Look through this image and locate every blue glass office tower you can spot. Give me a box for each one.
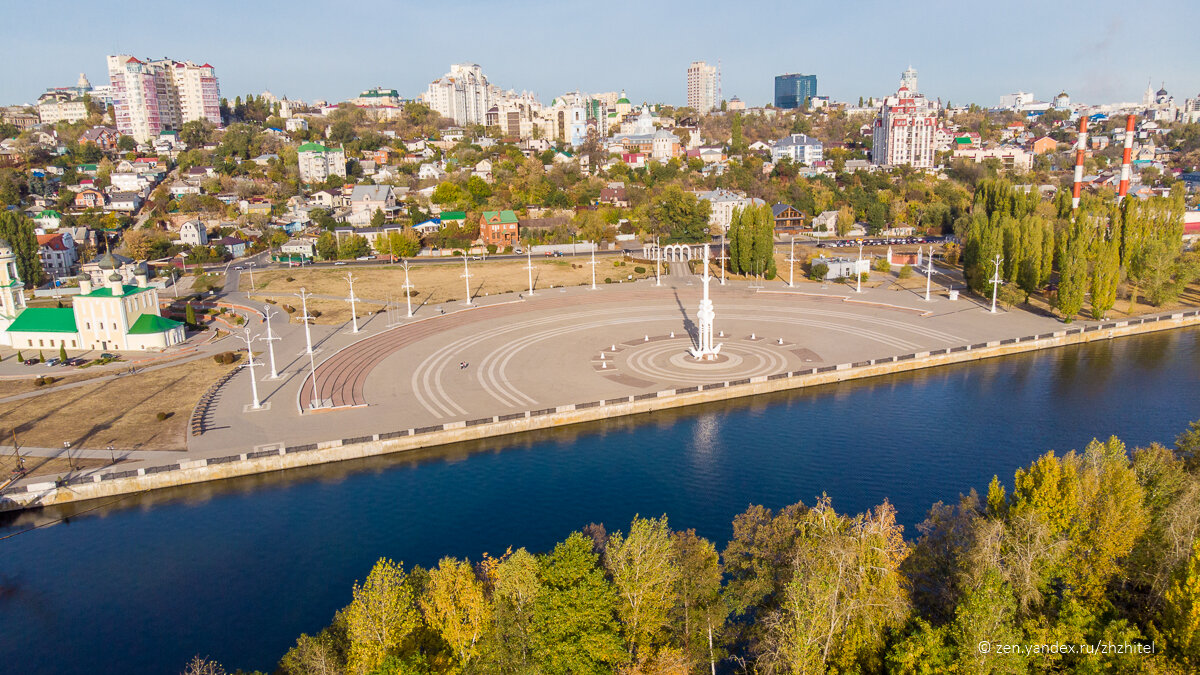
[774,73,818,109]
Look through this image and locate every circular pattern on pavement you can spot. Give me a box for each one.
[620,339,788,385]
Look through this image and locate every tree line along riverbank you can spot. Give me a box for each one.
[183,421,1200,675]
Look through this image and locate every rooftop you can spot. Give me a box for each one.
[6,307,77,333]
[127,313,183,335]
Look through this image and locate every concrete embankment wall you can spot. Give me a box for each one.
[5,310,1199,512]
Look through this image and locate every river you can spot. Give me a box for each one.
[1,328,1198,674]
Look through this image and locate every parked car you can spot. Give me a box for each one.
[45,358,61,367]
[100,352,117,360]
[66,358,86,366]
[334,261,347,266]
[23,358,38,366]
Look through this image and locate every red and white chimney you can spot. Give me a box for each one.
[1072,116,1089,210]
[1118,115,1135,200]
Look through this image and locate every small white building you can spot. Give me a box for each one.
[179,220,209,246]
[812,256,871,280]
[770,134,824,165]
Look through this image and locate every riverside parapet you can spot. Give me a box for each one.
[4,309,1199,512]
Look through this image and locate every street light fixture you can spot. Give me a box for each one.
[461,254,473,306]
[263,305,280,379]
[236,326,262,410]
[989,254,1004,314]
[345,271,359,333]
[401,259,414,317]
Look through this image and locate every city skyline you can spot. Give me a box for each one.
[2,0,1199,109]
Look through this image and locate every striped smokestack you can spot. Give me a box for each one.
[1072,116,1089,210]
[1118,114,1135,200]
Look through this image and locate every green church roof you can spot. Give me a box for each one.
[6,307,77,333]
[617,97,631,104]
[81,284,154,298]
[439,211,466,220]
[127,313,183,334]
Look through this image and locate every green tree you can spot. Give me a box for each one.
[185,302,196,326]
[530,532,624,674]
[605,516,679,660]
[430,182,464,206]
[1090,236,1119,319]
[316,232,338,260]
[179,120,212,148]
[482,548,543,671]
[0,211,45,286]
[370,208,386,228]
[117,135,137,151]
[1056,221,1088,321]
[1163,539,1200,666]
[345,558,420,675]
[650,186,711,244]
[420,557,491,668]
[59,343,67,362]
[670,529,727,672]
[338,234,371,260]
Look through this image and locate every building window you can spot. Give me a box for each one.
[38,339,43,346]
[72,340,76,347]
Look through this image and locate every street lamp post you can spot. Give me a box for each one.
[401,259,414,317]
[788,235,796,288]
[461,254,473,306]
[525,247,535,296]
[989,254,1004,314]
[589,245,598,290]
[855,240,864,294]
[263,305,280,379]
[345,271,359,333]
[237,326,261,410]
[655,237,662,287]
[924,246,933,302]
[299,287,314,354]
[246,261,256,291]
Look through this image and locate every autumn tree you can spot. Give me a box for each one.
[605,516,680,660]
[420,557,491,667]
[345,558,420,674]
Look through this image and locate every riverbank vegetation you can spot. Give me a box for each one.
[197,421,1200,675]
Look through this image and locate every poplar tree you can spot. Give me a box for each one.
[1090,236,1119,319]
[1056,221,1088,321]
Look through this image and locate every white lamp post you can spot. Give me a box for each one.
[237,327,261,410]
[461,254,473,306]
[589,245,598,290]
[299,287,314,354]
[525,247,535,296]
[401,259,414,317]
[989,254,1004,314]
[658,242,664,285]
[855,240,864,293]
[346,271,359,333]
[924,246,933,302]
[788,235,796,288]
[246,261,256,291]
[263,305,280,379]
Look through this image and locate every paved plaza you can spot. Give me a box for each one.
[189,272,1064,455]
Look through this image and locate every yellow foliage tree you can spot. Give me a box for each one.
[345,558,420,674]
[420,557,492,667]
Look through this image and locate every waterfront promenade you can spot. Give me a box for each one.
[3,268,1197,510]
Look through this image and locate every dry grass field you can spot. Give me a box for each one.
[247,258,652,323]
[0,358,239,450]
[0,455,113,480]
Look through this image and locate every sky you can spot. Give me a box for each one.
[3,0,1198,109]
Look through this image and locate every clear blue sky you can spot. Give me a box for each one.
[4,0,1197,109]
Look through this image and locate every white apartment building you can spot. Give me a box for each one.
[770,134,824,165]
[106,55,221,142]
[687,61,719,113]
[297,142,346,183]
[37,99,89,124]
[423,63,493,126]
[178,220,209,246]
[871,82,936,168]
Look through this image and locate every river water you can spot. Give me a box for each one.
[2,329,1198,674]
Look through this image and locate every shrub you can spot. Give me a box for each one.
[285,276,295,282]
[764,269,776,281]
[16,350,23,361]
[212,354,225,364]
[156,412,169,421]
[605,277,613,284]
[873,258,891,272]
[407,290,419,297]
[613,261,621,268]
[809,262,829,281]
[620,261,626,266]
[899,264,914,279]
[38,351,45,363]
[34,377,45,386]
[310,310,322,318]
[283,304,297,313]
[235,316,245,325]
[634,266,646,274]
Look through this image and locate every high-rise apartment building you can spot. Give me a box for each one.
[871,73,936,168]
[423,63,493,126]
[774,73,818,109]
[687,61,718,113]
[106,55,220,142]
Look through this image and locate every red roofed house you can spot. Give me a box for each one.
[1030,136,1057,155]
[37,232,79,276]
[599,187,629,208]
[479,210,519,249]
[74,188,105,209]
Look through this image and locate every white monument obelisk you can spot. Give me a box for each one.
[689,244,722,360]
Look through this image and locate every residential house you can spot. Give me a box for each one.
[213,236,248,258]
[771,204,805,232]
[169,181,202,198]
[34,209,63,230]
[74,188,105,209]
[297,142,347,183]
[812,210,839,233]
[178,220,209,246]
[438,211,467,227]
[280,238,316,259]
[473,159,493,183]
[1030,136,1057,155]
[694,188,765,234]
[285,117,309,133]
[80,126,119,151]
[37,232,78,277]
[348,184,398,225]
[239,199,273,216]
[107,192,142,212]
[479,210,519,249]
[418,163,446,181]
[599,187,629,208]
[770,134,824,165]
[413,219,443,236]
[811,256,870,280]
